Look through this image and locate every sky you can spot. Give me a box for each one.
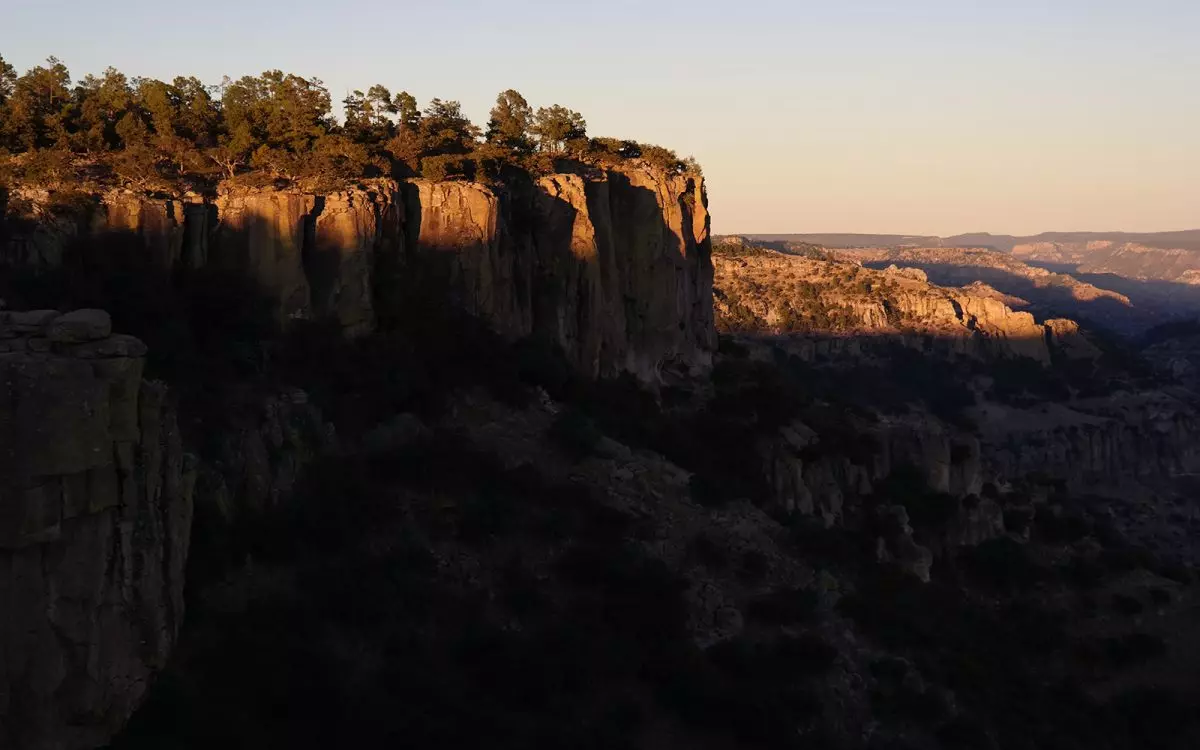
[2,0,1198,235]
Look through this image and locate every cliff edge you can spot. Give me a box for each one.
[2,164,715,382]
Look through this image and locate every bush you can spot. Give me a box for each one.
[1061,554,1106,589]
[1148,587,1172,607]
[688,472,733,508]
[549,408,602,461]
[1103,633,1167,668]
[1003,506,1034,535]
[707,634,837,679]
[686,532,730,570]
[737,549,768,583]
[1035,508,1091,544]
[1106,686,1195,746]
[959,538,1047,591]
[745,587,820,625]
[420,154,473,181]
[1111,593,1144,616]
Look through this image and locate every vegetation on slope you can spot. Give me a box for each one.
[0,53,700,196]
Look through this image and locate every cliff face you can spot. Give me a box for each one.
[403,168,713,379]
[713,250,1089,364]
[3,167,715,382]
[0,309,194,750]
[975,391,1200,486]
[837,247,1133,305]
[757,382,1200,552]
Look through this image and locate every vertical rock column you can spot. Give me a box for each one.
[0,309,194,750]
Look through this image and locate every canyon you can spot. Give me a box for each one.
[0,191,1197,749]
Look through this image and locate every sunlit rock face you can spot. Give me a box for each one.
[3,167,715,382]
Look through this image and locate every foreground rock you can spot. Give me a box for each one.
[0,310,194,750]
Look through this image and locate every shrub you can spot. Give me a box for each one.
[737,549,768,583]
[419,154,473,181]
[1003,506,1034,535]
[686,532,730,570]
[549,408,602,461]
[1061,554,1106,589]
[745,587,820,625]
[688,472,733,508]
[1096,633,1167,668]
[1111,593,1144,616]
[1035,508,1091,544]
[959,538,1047,591]
[1148,587,1172,607]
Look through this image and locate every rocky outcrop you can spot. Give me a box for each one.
[3,167,714,381]
[1044,318,1101,359]
[208,183,403,333]
[841,246,1132,306]
[761,415,984,524]
[713,250,1074,364]
[0,309,194,750]
[976,391,1200,487]
[210,388,334,517]
[403,168,713,380]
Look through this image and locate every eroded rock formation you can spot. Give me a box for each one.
[713,250,1088,364]
[0,309,194,750]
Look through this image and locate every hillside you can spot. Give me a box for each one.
[734,235,1200,335]
[827,246,1156,336]
[713,242,1097,364]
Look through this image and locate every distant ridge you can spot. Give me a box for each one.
[743,230,1200,252]
[743,233,941,248]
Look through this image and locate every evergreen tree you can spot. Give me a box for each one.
[343,84,396,145]
[0,54,15,103]
[72,67,133,154]
[417,98,479,157]
[0,55,665,190]
[0,53,17,150]
[531,104,586,153]
[485,89,533,155]
[7,57,74,151]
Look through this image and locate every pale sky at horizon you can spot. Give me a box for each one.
[2,0,1197,235]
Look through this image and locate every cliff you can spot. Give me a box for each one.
[835,246,1132,307]
[712,249,1093,364]
[0,309,194,750]
[2,165,715,382]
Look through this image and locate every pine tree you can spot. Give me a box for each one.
[530,105,586,153]
[485,89,533,155]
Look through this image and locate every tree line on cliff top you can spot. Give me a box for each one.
[0,54,700,194]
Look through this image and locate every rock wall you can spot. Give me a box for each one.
[2,166,715,381]
[977,391,1200,487]
[761,415,984,527]
[0,309,194,750]
[759,389,1200,573]
[713,251,1075,364]
[401,168,714,380]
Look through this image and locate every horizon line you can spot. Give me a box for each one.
[716,228,1200,239]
